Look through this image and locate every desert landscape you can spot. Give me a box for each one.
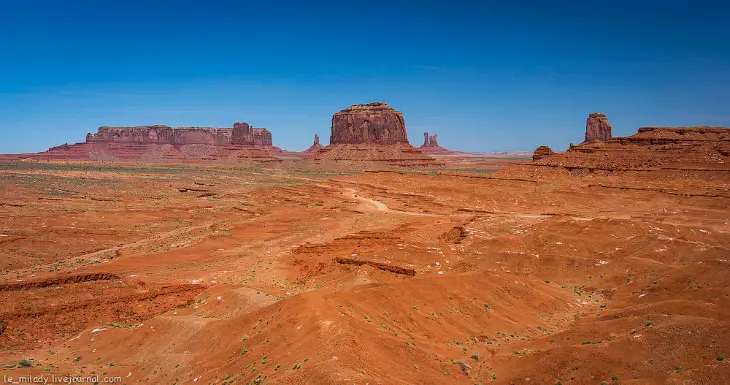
[0,101,728,385]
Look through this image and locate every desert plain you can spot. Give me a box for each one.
[0,107,729,385]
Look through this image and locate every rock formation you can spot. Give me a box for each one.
[532,146,555,161]
[421,132,439,147]
[496,125,730,183]
[585,112,612,143]
[37,121,279,162]
[306,102,437,169]
[85,122,273,147]
[304,134,323,153]
[330,102,409,145]
[417,131,451,154]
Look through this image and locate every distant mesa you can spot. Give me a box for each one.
[584,112,612,143]
[36,122,280,162]
[532,145,555,161]
[87,123,273,147]
[330,102,409,145]
[303,133,323,153]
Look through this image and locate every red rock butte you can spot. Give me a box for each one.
[584,112,612,143]
[305,102,438,169]
[418,131,453,154]
[330,102,409,145]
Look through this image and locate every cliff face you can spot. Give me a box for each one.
[330,102,409,145]
[231,122,252,145]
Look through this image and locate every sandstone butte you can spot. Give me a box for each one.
[418,131,454,155]
[584,112,612,143]
[36,122,281,162]
[329,102,409,145]
[421,132,439,147]
[307,102,438,168]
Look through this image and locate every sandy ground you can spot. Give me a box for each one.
[0,160,728,384]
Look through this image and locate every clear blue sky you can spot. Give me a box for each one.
[1,0,728,153]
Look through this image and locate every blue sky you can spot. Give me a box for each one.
[1,0,728,153]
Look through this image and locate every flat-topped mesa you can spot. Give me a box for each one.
[584,112,612,143]
[330,102,409,145]
[86,122,273,147]
[532,145,555,161]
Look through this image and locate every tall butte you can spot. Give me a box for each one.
[330,102,409,144]
[308,102,436,168]
[584,112,612,143]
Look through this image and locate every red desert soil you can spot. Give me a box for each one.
[0,142,728,384]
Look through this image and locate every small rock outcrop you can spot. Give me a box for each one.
[330,102,409,145]
[585,112,612,143]
[532,146,555,161]
[304,134,323,153]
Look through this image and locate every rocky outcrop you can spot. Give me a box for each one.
[304,134,323,153]
[422,132,439,147]
[532,146,555,161]
[585,112,612,143]
[418,131,450,154]
[496,126,730,188]
[330,102,409,145]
